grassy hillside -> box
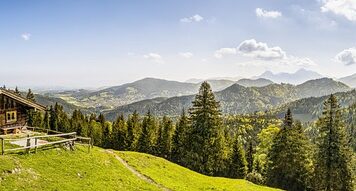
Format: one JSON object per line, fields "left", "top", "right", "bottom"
{"left": 0, "top": 146, "right": 280, "bottom": 191}
{"left": 117, "top": 151, "right": 280, "bottom": 191}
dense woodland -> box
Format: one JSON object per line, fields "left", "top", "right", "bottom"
{"left": 6, "top": 83, "right": 356, "bottom": 191}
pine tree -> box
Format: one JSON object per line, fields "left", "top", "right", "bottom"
{"left": 229, "top": 138, "right": 248, "bottom": 178}
{"left": 186, "top": 81, "right": 227, "bottom": 176}
{"left": 111, "top": 114, "right": 128, "bottom": 150}
{"left": 26, "top": 89, "right": 35, "bottom": 102}
{"left": 172, "top": 109, "right": 189, "bottom": 164}
{"left": 246, "top": 141, "right": 254, "bottom": 173}
{"left": 266, "top": 109, "right": 313, "bottom": 191}
{"left": 126, "top": 111, "right": 141, "bottom": 151}
{"left": 43, "top": 110, "right": 50, "bottom": 129}
{"left": 14, "top": 86, "right": 21, "bottom": 96}
{"left": 156, "top": 116, "right": 175, "bottom": 158}
{"left": 138, "top": 110, "right": 158, "bottom": 154}
{"left": 314, "top": 95, "right": 354, "bottom": 191}
{"left": 49, "top": 105, "right": 58, "bottom": 131}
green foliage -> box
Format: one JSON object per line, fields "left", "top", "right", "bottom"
{"left": 26, "top": 88, "right": 35, "bottom": 102}
{"left": 229, "top": 139, "right": 248, "bottom": 178}
{"left": 246, "top": 172, "right": 265, "bottom": 185}
{"left": 138, "top": 111, "right": 158, "bottom": 154}
{"left": 111, "top": 114, "right": 128, "bottom": 150}
{"left": 314, "top": 95, "right": 354, "bottom": 191}
{"left": 185, "top": 82, "right": 227, "bottom": 176}
{"left": 126, "top": 111, "right": 141, "bottom": 150}
{"left": 255, "top": 124, "right": 280, "bottom": 174}
{"left": 266, "top": 109, "right": 313, "bottom": 191}
{"left": 156, "top": 116, "right": 175, "bottom": 158}
{"left": 171, "top": 109, "right": 189, "bottom": 165}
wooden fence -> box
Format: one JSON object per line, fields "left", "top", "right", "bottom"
{"left": 0, "top": 130, "right": 92, "bottom": 155}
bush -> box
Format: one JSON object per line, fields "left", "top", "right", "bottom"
{"left": 246, "top": 171, "right": 265, "bottom": 185}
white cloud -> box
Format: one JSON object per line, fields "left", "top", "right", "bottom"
{"left": 143, "top": 53, "right": 163, "bottom": 64}
{"left": 335, "top": 48, "right": 356, "bottom": 65}
{"left": 237, "top": 39, "right": 286, "bottom": 60}
{"left": 256, "top": 8, "right": 282, "bottom": 18}
{"left": 21, "top": 33, "right": 31, "bottom": 41}
{"left": 321, "top": 0, "right": 356, "bottom": 21}
{"left": 180, "top": 14, "right": 204, "bottom": 23}
{"left": 179, "top": 52, "right": 193, "bottom": 58}
{"left": 215, "top": 39, "right": 316, "bottom": 67}
{"left": 214, "top": 48, "right": 237, "bottom": 58}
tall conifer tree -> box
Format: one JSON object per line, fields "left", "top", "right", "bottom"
{"left": 186, "top": 81, "right": 226, "bottom": 176}
{"left": 172, "top": 109, "right": 189, "bottom": 164}
{"left": 266, "top": 109, "right": 312, "bottom": 191}
{"left": 126, "top": 111, "right": 141, "bottom": 151}
{"left": 314, "top": 95, "right": 354, "bottom": 191}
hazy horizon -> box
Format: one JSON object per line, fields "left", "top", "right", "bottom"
{"left": 1, "top": 0, "right": 356, "bottom": 88}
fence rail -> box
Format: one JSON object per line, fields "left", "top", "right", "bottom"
{"left": 0, "top": 128, "right": 92, "bottom": 155}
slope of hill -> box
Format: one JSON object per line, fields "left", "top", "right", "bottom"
{"left": 255, "top": 68, "right": 323, "bottom": 84}
{"left": 34, "top": 94, "right": 93, "bottom": 114}
{"left": 236, "top": 78, "right": 274, "bottom": 87}
{"left": 339, "top": 73, "right": 356, "bottom": 88}
{"left": 295, "top": 78, "right": 350, "bottom": 98}
{"left": 53, "top": 78, "right": 235, "bottom": 110}
{"left": 0, "top": 146, "right": 279, "bottom": 191}
{"left": 272, "top": 89, "right": 356, "bottom": 122}
{"left": 117, "top": 151, "right": 280, "bottom": 191}
{"left": 104, "top": 78, "right": 350, "bottom": 120}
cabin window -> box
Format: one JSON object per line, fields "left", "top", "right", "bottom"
{"left": 6, "top": 111, "right": 17, "bottom": 123}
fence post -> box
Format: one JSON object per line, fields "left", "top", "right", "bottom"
{"left": 1, "top": 138, "right": 4, "bottom": 155}
{"left": 35, "top": 138, "right": 38, "bottom": 153}
{"left": 26, "top": 134, "right": 31, "bottom": 154}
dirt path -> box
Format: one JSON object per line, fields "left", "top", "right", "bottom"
{"left": 105, "top": 150, "right": 171, "bottom": 191}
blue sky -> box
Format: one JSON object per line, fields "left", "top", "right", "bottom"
{"left": 1, "top": 0, "right": 356, "bottom": 88}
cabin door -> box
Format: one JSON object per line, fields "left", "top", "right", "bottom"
{"left": 0, "top": 114, "right": 5, "bottom": 126}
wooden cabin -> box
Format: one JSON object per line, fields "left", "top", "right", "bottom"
{"left": 0, "top": 88, "right": 46, "bottom": 134}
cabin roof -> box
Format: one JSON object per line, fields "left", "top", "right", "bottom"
{"left": 0, "top": 88, "right": 46, "bottom": 111}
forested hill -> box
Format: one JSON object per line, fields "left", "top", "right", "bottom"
{"left": 273, "top": 89, "right": 356, "bottom": 121}
{"left": 104, "top": 78, "right": 351, "bottom": 120}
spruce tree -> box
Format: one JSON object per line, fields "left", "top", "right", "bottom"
{"left": 126, "top": 111, "right": 141, "bottom": 151}
{"left": 111, "top": 114, "right": 127, "bottom": 150}
{"left": 15, "top": 86, "right": 21, "bottom": 96}
{"left": 186, "top": 81, "right": 226, "bottom": 176}
{"left": 229, "top": 138, "right": 248, "bottom": 178}
{"left": 172, "top": 109, "right": 189, "bottom": 164}
{"left": 314, "top": 95, "right": 354, "bottom": 191}
{"left": 49, "top": 105, "right": 58, "bottom": 131}
{"left": 266, "top": 109, "right": 313, "bottom": 191}
{"left": 156, "top": 116, "right": 175, "bottom": 159}
{"left": 26, "top": 89, "right": 35, "bottom": 102}
{"left": 246, "top": 141, "right": 254, "bottom": 173}
{"left": 138, "top": 110, "right": 158, "bottom": 154}
{"left": 43, "top": 110, "right": 50, "bottom": 129}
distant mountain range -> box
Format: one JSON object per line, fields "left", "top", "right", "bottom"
{"left": 339, "top": 73, "right": 356, "bottom": 88}
{"left": 254, "top": 68, "right": 324, "bottom": 84}
{"left": 52, "top": 78, "right": 236, "bottom": 109}
{"left": 236, "top": 78, "right": 274, "bottom": 87}
{"left": 103, "top": 78, "right": 351, "bottom": 120}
